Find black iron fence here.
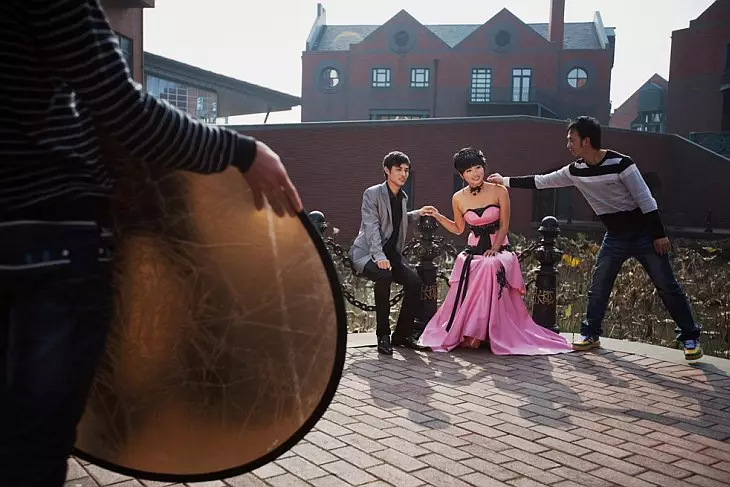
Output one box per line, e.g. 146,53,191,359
309,212,563,334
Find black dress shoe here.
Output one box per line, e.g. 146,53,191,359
377,335,393,355
391,334,430,351
410,329,424,343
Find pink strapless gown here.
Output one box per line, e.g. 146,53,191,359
419,206,573,355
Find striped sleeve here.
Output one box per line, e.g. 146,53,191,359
534,165,574,189
618,162,658,214
504,165,574,190
26,0,257,174
619,160,666,238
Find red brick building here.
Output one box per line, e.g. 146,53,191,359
667,0,730,138
609,74,668,133
102,0,152,83
301,1,616,124
234,117,730,244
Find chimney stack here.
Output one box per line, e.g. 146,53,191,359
548,0,565,47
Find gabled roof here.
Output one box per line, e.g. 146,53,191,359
612,73,668,115
609,73,668,129
449,7,551,50
309,22,610,51
351,9,451,51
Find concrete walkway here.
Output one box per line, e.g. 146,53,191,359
65,335,730,487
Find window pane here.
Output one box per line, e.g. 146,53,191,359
567,68,588,88
372,68,391,87
116,33,133,73
511,68,531,102
146,75,159,96
410,68,430,87
470,68,491,102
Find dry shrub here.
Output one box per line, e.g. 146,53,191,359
333,234,730,359
542,234,730,358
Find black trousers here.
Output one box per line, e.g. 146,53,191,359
362,258,422,338
0,223,113,487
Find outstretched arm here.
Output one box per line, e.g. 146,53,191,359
426,195,465,235
28,0,303,216
489,165,574,190
28,0,253,175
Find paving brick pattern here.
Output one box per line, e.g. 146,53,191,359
65,347,730,487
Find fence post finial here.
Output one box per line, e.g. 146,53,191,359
308,210,328,237
532,216,562,333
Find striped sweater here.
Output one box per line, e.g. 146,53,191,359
504,150,667,238
0,0,256,223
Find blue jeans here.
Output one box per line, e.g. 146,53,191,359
580,229,701,342
0,223,114,487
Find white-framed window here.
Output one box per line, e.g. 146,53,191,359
470,68,492,103
567,67,588,88
512,68,531,102
410,68,430,88
372,68,391,88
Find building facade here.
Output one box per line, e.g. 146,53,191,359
101,0,154,83
609,74,668,132
301,1,616,124
667,0,730,138
234,117,730,244
144,57,220,123
143,53,301,123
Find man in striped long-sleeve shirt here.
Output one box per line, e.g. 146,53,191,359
487,117,702,361
0,1,303,485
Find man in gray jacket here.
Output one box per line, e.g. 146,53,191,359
350,151,430,355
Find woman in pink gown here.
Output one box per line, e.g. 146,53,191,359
419,148,572,355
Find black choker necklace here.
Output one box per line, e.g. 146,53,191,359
468,183,484,196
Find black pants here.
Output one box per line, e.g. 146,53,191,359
0,222,113,487
362,258,422,338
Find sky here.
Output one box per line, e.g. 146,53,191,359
143,0,715,125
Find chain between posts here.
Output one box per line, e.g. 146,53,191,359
310,212,562,332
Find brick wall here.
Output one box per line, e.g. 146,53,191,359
667,1,730,136
234,116,730,244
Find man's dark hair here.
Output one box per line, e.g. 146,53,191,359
383,151,411,171
453,147,487,174
567,116,602,149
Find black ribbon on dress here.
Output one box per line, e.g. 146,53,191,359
445,221,502,332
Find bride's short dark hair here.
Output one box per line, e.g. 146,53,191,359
454,147,487,174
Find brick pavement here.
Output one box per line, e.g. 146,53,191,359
65,346,730,487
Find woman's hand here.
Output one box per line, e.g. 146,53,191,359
420,205,440,218
484,249,499,257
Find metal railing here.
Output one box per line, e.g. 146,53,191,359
688,131,730,158
309,212,563,333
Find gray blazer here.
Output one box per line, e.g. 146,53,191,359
349,182,420,274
